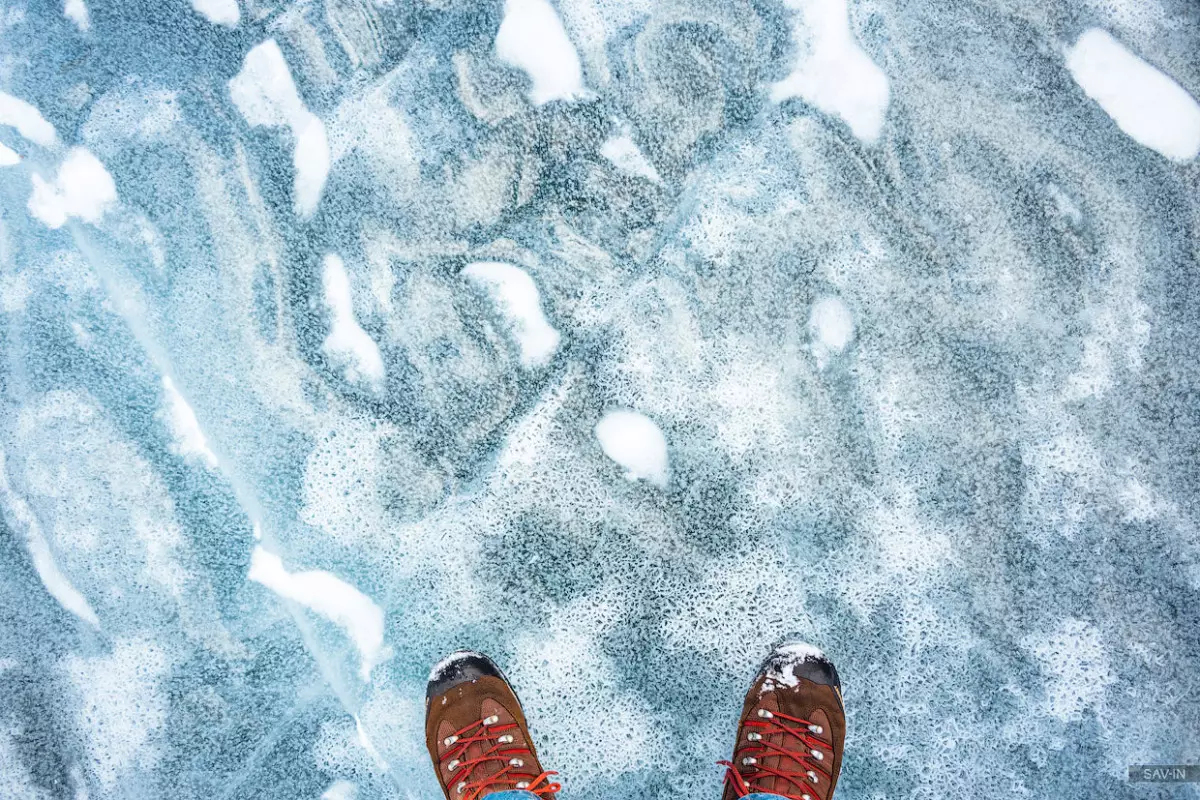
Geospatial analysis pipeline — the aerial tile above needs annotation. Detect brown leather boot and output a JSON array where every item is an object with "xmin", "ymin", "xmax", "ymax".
[
  {"xmin": 425, "ymin": 651, "xmax": 560, "ymax": 800},
  {"xmin": 720, "ymin": 642, "xmax": 846, "ymax": 800}
]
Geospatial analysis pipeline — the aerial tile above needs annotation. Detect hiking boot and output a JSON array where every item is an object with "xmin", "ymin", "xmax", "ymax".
[
  {"xmin": 720, "ymin": 642, "xmax": 846, "ymax": 800},
  {"xmin": 425, "ymin": 651, "xmax": 560, "ymax": 800}
]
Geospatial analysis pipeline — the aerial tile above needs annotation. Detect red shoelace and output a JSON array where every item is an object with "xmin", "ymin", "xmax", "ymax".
[
  {"xmin": 438, "ymin": 715, "xmax": 560, "ymax": 800},
  {"xmin": 719, "ymin": 708, "xmax": 833, "ymax": 800}
]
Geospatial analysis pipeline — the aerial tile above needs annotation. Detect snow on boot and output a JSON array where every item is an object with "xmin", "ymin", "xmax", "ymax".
[
  {"xmin": 425, "ymin": 651, "xmax": 560, "ymax": 800},
  {"xmin": 720, "ymin": 642, "xmax": 846, "ymax": 800}
]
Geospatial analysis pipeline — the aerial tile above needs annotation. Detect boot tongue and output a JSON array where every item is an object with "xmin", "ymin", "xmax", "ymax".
[
  {"xmin": 758, "ymin": 692, "xmax": 789, "ymax": 797},
  {"xmin": 469, "ymin": 699, "xmax": 512, "ymax": 790},
  {"xmin": 759, "ymin": 689, "xmax": 824, "ymax": 799}
]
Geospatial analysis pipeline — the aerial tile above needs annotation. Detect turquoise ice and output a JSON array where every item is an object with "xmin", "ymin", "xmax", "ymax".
[{"xmin": 1, "ymin": 0, "xmax": 1198, "ymax": 798}]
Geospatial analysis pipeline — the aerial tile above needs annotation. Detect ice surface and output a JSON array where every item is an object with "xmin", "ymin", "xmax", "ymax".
[{"xmin": 1, "ymin": 1, "xmax": 1199, "ymax": 799}]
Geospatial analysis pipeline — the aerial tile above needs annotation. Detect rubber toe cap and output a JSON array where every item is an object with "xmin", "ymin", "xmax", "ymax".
[
  {"xmin": 426, "ymin": 651, "xmax": 505, "ymax": 701},
  {"xmin": 762, "ymin": 641, "xmax": 841, "ymax": 689}
]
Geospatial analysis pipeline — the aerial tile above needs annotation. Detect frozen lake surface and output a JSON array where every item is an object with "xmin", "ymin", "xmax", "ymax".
[{"xmin": 1, "ymin": 0, "xmax": 1199, "ymax": 797}]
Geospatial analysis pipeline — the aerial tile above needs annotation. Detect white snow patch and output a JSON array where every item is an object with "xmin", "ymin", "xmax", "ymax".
[
  {"xmin": 0, "ymin": 141, "xmax": 18, "ymax": 166},
  {"xmin": 229, "ymin": 40, "xmax": 330, "ymax": 216},
  {"xmin": 764, "ymin": 642, "xmax": 827, "ymax": 688},
  {"xmin": 496, "ymin": 0, "xmax": 586, "ymax": 105},
  {"xmin": 0, "ymin": 450, "xmax": 101, "ymax": 628},
  {"xmin": 428, "ymin": 650, "xmax": 483, "ymax": 683},
  {"xmin": 293, "ymin": 113, "xmax": 330, "ymax": 217},
  {"xmin": 248, "ymin": 545, "xmax": 387, "ymax": 680},
  {"xmin": 64, "ymin": 0, "xmax": 89, "ymax": 30},
  {"xmin": 321, "ymin": 253, "xmax": 385, "ymax": 387},
  {"xmin": 321, "ymin": 781, "xmax": 357, "ymax": 800},
  {"xmin": 770, "ymin": 0, "xmax": 891, "ymax": 144},
  {"xmin": 160, "ymin": 377, "xmax": 219, "ymax": 469},
  {"xmin": 594, "ymin": 410, "xmax": 669, "ymax": 488},
  {"xmin": 600, "ymin": 129, "xmax": 661, "ymax": 183},
  {"xmin": 0, "ymin": 92, "xmax": 58, "ymax": 147},
  {"xmin": 774, "ymin": 641, "xmax": 826, "ymax": 662},
  {"xmin": 1066, "ymin": 28, "xmax": 1200, "ymax": 162},
  {"xmin": 192, "ymin": 0, "xmax": 239, "ymax": 26},
  {"xmin": 808, "ymin": 296, "xmax": 855, "ymax": 368},
  {"xmin": 27, "ymin": 147, "xmax": 117, "ymax": 229},
  {"xmin": 462, "ymin": 261, "xmax": 560, "ymax": 369}
]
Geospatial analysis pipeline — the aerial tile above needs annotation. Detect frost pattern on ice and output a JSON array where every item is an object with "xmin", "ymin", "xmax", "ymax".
[
  {"xmin": 65, "ymin": 638, "xmax": 170, "ymax": 789},
  {"xmin": 1024, "ymin": 618, "xmax": 1115, "ymax": 722},
  {"xmin": 2, "ymin": 3, "xmax": 1198, "ymax": 799},
  {"xmin": 0, "ymin": 451, "xmax": 100, "ymax": 628}
]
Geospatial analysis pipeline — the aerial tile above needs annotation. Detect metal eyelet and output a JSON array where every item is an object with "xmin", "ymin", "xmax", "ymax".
[
  {"xmin": 808, "ymin": 771, "xmax": 819, "ymax": 783},
  {"xmin": 444, "ymin": 735, "xmax": 459, "ymax": 747},
  {"xmin": 482, "ymin": 715, "xmax": 500, "ymax": 726},
  {"xmin": 509, "ymin": 758, "xmax": 524, "ymax": 768},
  {"xmin": 447, "ymin": 760, "xmax": 460, "ymax": 772},
  {"xmin": 516, "ymin": 782, "xmax": 529, "ymax": 790},
  {"xmin": 807, "ymin": 724, "xmax": 823, "ymax": 735},
  {"xmin": 747, "ymin": 732, "xmax": 762, "ymax": 741},
  {"xmin": 742, "ymin": 757, "xmax": 757, "ymax": 766},
  {"xmin": 498, "ymin": 734, "xmax": 514, "ymax": 744},
  {"xmin": 456, "ymin": 782, "xmax": 466, "ymax": 794},
  {"xmin": 757, "ymin": 709, "xmax": 774, "ymax": 719},
  {"xmin": 811, "ymin": 749, "xmax": 824, "ymax": 761}
]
